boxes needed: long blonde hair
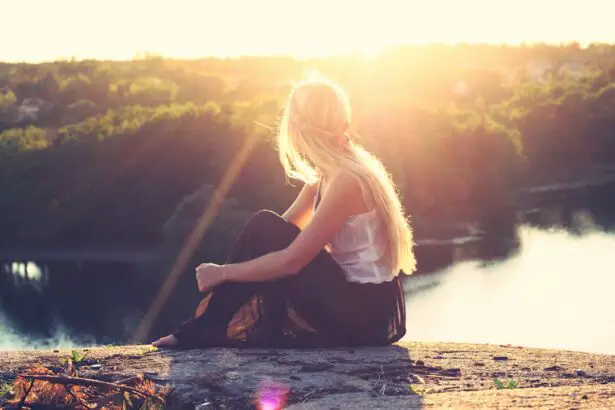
[276,73,416,275]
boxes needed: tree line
[1,43,614,250]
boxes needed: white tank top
[315,180,397,284]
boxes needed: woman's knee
[249,209,283,225]
[245,210,296,235]
[243,209,300,251]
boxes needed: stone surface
[1,342,614,409]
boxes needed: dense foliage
[1,43,614,248]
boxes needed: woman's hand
[195,263,226,293]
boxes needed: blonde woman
[153,74,415,348]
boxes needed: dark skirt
[172,210,406,349]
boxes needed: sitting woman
[153,74,416,349]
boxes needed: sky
[3,0,615,62]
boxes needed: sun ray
[131,129,262,344]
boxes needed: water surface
[403,226,615,355]
[1,189,613,354]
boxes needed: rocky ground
[1,342,614,409]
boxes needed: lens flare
[255,380,289,410]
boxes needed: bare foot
[152,334,179,348]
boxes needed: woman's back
[315,180,395,284]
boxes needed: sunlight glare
[2,0,614,62]
[10,262,43,282]
[403,225,615,355]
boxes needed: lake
[403,225,615,355]
[1,185,614,354]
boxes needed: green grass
[0,381,13,399]
[493,378,519,389]
[408,384,429,396]
[139,346,159,356]
[66,349,88,364]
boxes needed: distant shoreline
[3,170,614,262]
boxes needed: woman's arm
[282,182,317,229]
[224,173,360,281]
[197,173,362,289]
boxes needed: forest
[1,43,614,257]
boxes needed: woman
[153,74,416,349]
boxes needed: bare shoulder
[327,171,360,191]
[325,171,368,214]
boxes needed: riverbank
[1,342,613,409]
